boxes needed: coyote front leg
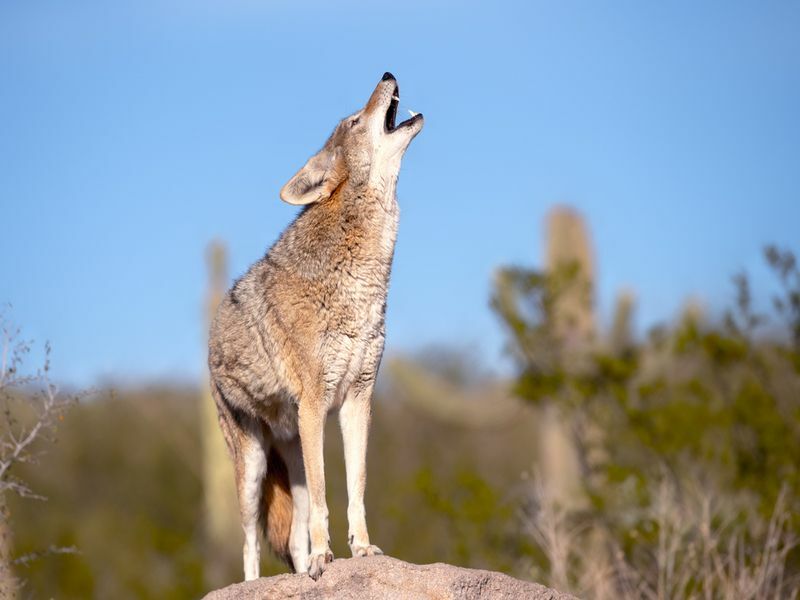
[298,400,333,580]
[340,379,382,558]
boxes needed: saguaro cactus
[544,205,596,348]
[540,206,597,508]
[609,289,636,355]
[202,241,239,587]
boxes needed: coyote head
[280,72,424,205]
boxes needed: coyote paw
[350,543,383,558]
[307,548,333,581]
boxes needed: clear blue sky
[1,0,798,386]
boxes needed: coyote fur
[208,72,423,581]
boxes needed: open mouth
[384,83,422,133]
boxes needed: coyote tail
[261,444,294,571]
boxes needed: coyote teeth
[408,109,418,117]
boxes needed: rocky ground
[203,555,577,599]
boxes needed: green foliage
[410,466,521,572]
[11,389,208,599]
[492,245,800,593]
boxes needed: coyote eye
[349,117,360,128]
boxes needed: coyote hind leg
[210,379,268,580]
[233,420,269,581]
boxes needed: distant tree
[0,313,78,597]
[492,246,800,598]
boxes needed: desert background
[1,1,799,598]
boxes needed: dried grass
[522,474,798,600]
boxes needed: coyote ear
[280,146,344,206]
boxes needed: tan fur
[262,447,293,568]
[208,72,423,581]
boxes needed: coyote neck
[333,179,399,273]
[273,179,400,289]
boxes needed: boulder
[203,555,577,599]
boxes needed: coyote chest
[324,201,398,332]
[310,199,399,407]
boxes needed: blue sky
[1,0,798,386]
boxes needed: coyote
[208,72,423,581]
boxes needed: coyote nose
[381,72,396,82]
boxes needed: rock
[203,555,577,599]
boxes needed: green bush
[492,246,800,597]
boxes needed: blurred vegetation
[10,357,538,598]
[492,245,800,598]
[0,316,80,599]
[7,245,800,598]
[11,388,206,598]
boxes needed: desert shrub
[0,314,80,597]
[492,246,800,598]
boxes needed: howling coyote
[208,72,423,581]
